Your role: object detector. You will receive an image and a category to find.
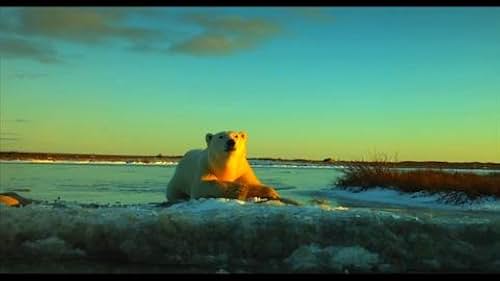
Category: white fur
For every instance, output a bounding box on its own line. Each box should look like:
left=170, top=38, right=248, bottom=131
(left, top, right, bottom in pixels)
left=166, top=131, right=279, bottom=203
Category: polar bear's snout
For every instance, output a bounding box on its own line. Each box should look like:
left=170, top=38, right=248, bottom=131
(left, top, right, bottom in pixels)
left=225, top=139, right=236, bottom=151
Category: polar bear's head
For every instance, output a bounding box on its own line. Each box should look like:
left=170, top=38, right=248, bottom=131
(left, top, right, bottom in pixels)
left=206, top=131, right=248, bottom=157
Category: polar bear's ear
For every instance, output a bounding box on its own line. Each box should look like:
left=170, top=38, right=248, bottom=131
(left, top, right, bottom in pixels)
left=205, top=133, right=213, bottom=145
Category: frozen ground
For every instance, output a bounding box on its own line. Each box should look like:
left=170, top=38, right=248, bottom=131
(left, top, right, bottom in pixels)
left=1, top=162, right=498, bottom=273
left=1, top=198, right=499, bottom=273
left=327, top=187, right=500, bottom=212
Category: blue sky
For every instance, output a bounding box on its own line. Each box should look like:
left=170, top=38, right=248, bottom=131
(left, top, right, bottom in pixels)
left=0, top=7, right=499, bottom=162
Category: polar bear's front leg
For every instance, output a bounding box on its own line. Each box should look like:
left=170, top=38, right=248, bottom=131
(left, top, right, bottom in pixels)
left=190, top=180, right=249, bottom=200
left=244, top=184, right=280, bottom=200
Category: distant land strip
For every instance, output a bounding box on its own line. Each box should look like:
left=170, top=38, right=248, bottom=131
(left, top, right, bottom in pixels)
left=0, top=151, right=499, bottom=170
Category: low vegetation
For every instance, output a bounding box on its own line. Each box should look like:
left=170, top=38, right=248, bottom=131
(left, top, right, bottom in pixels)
left=336, top=161, right=500, bottom=204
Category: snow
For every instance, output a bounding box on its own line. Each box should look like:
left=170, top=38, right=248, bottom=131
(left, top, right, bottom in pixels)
left=1, top=198, right=499, bottom=272
left=0, top=160, right=178, bottom=166
left=329, top=187, right=500, bottom=212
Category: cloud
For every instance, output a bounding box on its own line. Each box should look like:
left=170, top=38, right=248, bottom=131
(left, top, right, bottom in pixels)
left=0, top=36, right=61, bottom=64
left=0, top=133, right=21, bottom=142
left=5, top=8, right=163, bottom=45
left=0, top=132, right=20, bottom=136
left=0, top=137, right=19, bottom=142
left=185, top=14, right=281, bottom=37
left=2, top=119, right=31, bottom=123
left=169, top=14, right=282, bottom=56
left=0, top=7, right=168, bottom=63
left=0, top=8, right=287, bottom=60
left=127, top=43, right=169, bottom=54
left=10, top=71, right=49, bottom=80
left=170, top=33, right=242, bottom=56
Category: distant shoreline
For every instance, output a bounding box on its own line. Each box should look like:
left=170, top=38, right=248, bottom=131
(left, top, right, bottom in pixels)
left=0, top=151, right=182, bottom=164
left=0, top=151, right=499, bottom=170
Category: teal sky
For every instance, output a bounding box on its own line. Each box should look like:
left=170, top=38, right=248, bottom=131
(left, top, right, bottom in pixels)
left=0, top=7, right=499, bottom=162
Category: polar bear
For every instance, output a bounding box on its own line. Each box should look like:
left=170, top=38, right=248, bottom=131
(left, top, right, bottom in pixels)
left=166, top=130, right=281, bottom=203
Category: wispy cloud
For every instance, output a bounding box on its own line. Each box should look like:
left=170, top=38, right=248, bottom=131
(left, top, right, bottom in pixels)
left=0, top=36, right=61, bottom=64
left=10, top=71, right=49, bottom=80
left=169, top=14, right=282, bottom=56
left=170, top=33, right=243, bottom=56
left=0, top=137, right=19, bottom=142
left=0, top=132, right=20, bottom=136
left=1, top=119, right=31, bottom=123
left=0, top=132, right=21, bottom=142
left=184, top=14, right=281, bottom=37
left=127, top=43, right=169, bottom=54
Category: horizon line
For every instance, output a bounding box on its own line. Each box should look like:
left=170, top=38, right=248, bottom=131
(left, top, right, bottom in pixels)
left=1, top=150, right=499, bottom=164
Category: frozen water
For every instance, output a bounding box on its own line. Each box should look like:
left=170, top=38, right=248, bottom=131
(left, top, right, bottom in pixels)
left=1, top=198, right=499, bottom=273
left=1, top=162, right=499, bottom=273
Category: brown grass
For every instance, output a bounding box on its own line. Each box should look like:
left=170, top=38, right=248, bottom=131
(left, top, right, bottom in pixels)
left=336, top=161, right=500, bottom=203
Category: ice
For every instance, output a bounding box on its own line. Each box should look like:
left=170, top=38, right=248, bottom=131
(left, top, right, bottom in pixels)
left=330, top=187, right=500, bottom=212
left=0, top=159, right=338, bottom=168
left=2, top=162, right=498, bottom=272
left=1, top=198, right=499, bottom=272
left=250, top=164, right=338, bottom=169
left=22, top=236, right=86, bottom=260
left=0, top=160, right=177, bottom=166
left=285, top=244, right=379, bottom=272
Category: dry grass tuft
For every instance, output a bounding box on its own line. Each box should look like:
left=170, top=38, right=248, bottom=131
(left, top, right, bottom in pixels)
left=336, top=160, right=500, bottom=204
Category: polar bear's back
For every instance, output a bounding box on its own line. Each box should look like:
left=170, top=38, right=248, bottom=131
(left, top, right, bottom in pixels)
left=178, top=149, right=205, bottom=171
left=166, top=149, right=206, bottom=201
